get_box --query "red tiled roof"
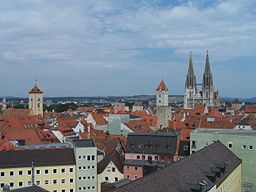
[124,120,152,133]
[29,85,43,94]
[156,80,168,91]
[131,110,148,117]
[91,113,108,125]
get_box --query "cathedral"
[184,51,220,109]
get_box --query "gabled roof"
[97,149,124,174]
[29,85,43,94]
[114,141,241,192]
[124,120,152,133]
[156,80,168,91]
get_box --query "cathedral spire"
[203,50,213,89]
[185,52,196,89]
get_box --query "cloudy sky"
[0,0,256,97]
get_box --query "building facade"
[28,84,43,116]
[72,139,98,192]
[0,149,76,192]
[190,128,256,192]
[184,51,219,109]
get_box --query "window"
[88,176,90,179]
[37,103,40,108]
[92,166,95,169]
[19,171,23,175]
[127,175,130,179]
[61,179,65,184]
[70,189,73,192]
[148,156,152,161]
[83,177,86,179]
[92,155,95,160]
[19,182,23,187]
[36,181,40,185]
[137,155,140,159]
[36,170,40,175]
[135,166,138,171]
[45,169,48,174]
[53,169,57,174]
[83,166,86,169]
[45,180,49,185]
[92,186,95,189]
[87,156,91,161]
[249,145,253,150]
[1,183,4,188]
[87,166,90,169]
[228,142,233,149]
[105,177,109,181]
[70,179,74,183]
[155,156,159,160]
[127,165,130,170]
[112,167,116,172]
[192,141,196,149]
[28,170,31,175]
[142,155,145,160]
[135,175,138,180]
[62,190,65,192]
[78,166,81,170]
[10,171,14,176]
[115,177,118,182]
[242,145,247,149]
[28,181,32,186]
[88,186,91,190]
[92,176,95,179]
[61,168,65,173]
[79,177,81,180]
[78,187,81,190]
[70,168,73,172]
[78,156,81,159]
[53,180,57,184]
[10,182,14,187]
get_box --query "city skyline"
[1,0,256,97]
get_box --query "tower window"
[37,103,40,108]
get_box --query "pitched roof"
[29,85,43,94]
[124,120,152,133]
[126,132,178,155]
[156,80,168,91]
[114,141,241,192]
[91,113,108,125]
[9,186,49,192]
[97,149,124,174]
[0,148,75,168]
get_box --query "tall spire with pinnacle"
[185,52,196,89]
[203,50,213,89]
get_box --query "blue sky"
[0,0,256,97]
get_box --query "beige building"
[0,149,76,192]
[97,150,124,192]
[28,84,43,116]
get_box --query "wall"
[0,165,76,192]
[97,161,124,192]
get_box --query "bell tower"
[28,81,43,116]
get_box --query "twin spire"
[186,50,213,89]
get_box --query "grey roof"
[126,132,178,155]
[9,186,49,192]
[192,128,256,136]
[72,139,96,148]
[114,141,241,192]
[0,148,75,168]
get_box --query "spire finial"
[34,79,37,86]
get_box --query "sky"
[0,0,256,97]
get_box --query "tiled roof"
[156,80,168,91]
[92,113,108,125]
[114,141,241,192]
[29,85,43,94]
[98,149,124,174]
[124,120,152,133]
[0,148,75,168]
[126,132,178,155]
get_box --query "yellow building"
[28,83,43,116]
[0,149,76,192]
[216,164,242,192]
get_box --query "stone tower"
[202,51,214,107]
[156,80,171,130]
[184,52,197,109]
[28,83,43,116]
